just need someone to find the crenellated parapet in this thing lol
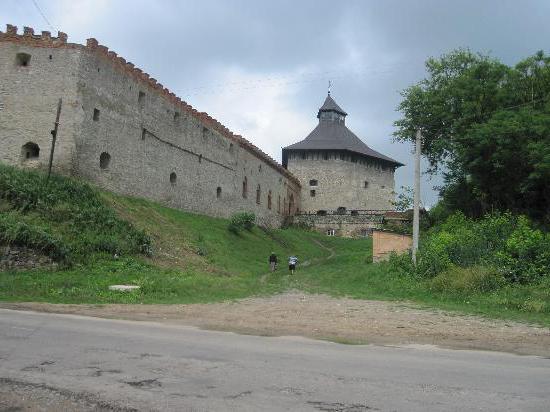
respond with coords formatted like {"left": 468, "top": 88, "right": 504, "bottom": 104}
{"left": 0, "top": 23, "right": 300, "bottom": 186}
{"left": 1, "top": 24, "right": 70, "bottom": 48}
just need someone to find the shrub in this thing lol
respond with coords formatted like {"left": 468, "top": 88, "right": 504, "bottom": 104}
{"left": 228, "top": 212, "right": 255, "bottom": 234}
{"left": 391, "top": 211, "right": 548, "bottom": 285}
{"left": 0, "top": 213, "right": 70, "bottom": 262}
{"left": 496, "top": 216, "right": 550, "bottom": 283}
{"left": 0, "top": 164, "right": 152, "bottom": 262}
{"left": 430, "top": 266, "right": 506, "bottom": 295}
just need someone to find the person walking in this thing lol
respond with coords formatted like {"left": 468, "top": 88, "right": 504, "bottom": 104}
{"left": 269, "top": 252, "right": 278, "bottom": 272}
{"left": 288, "top": 255, "right": 298, "bottom": 275}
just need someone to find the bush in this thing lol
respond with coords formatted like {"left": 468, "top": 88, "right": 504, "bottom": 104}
{"left": 390, "top": 211, "right": 549, "bottom": 285}
{"left": 430, "top": 266, "right": 506, "bottom": 295}
{"left": 0, "top": 213, "right": 70, "bottom": 262}
{"left": 0, "top": 164, "right": 152, "bottom": 262}
{"left": 496, "top": 216, "right": 550, "bottom": 283}
{"left": 228, "top": 212, "right": 255, "bottom": 234}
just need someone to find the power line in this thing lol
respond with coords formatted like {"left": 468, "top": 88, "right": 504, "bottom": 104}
{"left": 178, "top": 65, "right": 397, "bottom": 98}
{"left": 30, "top": 0, "right": 57, "bottom": 32}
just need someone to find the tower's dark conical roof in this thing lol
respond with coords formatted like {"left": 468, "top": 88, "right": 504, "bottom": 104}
{"left": 318, "top": 93, "right": 347, "bottom": 117}
{"left": 283, "top": 94, "right": 403, "bottom": 167}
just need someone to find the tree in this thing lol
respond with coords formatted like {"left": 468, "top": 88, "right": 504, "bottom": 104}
{"left": 392, "top": 186, "right": 414, "bottom": 211}
{"left": 394, "top": 49, "right": 550, "bottom": 225}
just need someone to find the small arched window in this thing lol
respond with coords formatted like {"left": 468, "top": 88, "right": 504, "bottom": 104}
{"left": 16, "top": 53, "right": 31, "bottom": 67}
{"left": 21, "top": 142, "right": 40, "bottom": 161}
{"left": 216, "top": 186, "right": 222, "bottom": 199}
{"left": 170, "top": 172, "right": 177, "bottom": 185}
{"left": 242, "top": 177, "right": 248, "bottom": 198}
{"left": 256, "top": 184, "right": 261, "bottom": 205}
{"left": 364, "top": 181, "right": 369, "bottom": 188}
{"left": 99, "top": 152, "right": 111, "bottom": 169}
{"left": 267, "top": 190, "right": 272, "bottom": 210}
{"left": 309, "top": 179, "right": 318, "bottom": 187}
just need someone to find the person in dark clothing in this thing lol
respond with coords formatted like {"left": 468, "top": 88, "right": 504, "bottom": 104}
{"left": 269, "top": 252, "right": 278, "bottom": 272}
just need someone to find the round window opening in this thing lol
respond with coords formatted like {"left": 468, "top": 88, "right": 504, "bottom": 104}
{"left": 99, "top": 152, "right": 111, "bottom": 169}
{"left": 170, "top": 172, "right": 177, "bottom": 184}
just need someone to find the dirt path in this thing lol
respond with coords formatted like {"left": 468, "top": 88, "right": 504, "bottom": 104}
{"left": 2, "top": 291, "right": 549, "bottom": 357}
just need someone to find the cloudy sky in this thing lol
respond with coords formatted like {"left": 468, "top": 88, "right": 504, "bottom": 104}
{"left": 3, "top": 0, "right": 549, "bottom": 206}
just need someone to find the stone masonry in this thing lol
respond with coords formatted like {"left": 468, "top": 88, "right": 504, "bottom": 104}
{"left": 0, "top": 25, "right": 300, "bottom": 228}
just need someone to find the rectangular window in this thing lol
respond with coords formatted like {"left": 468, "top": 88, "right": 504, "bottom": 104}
{"left": 174, "top": 112, "right": 180, "bottom": 123}
{"left": 93, "top": 108, "right": 100, "bottom": 121}
{"left": 141, "top": 127, "right": 147, "bottom": 139}
{"left": 310, "top": 190, "right": 316, "bottom": 197}
{"left": 326, "top": 229, "right": 336, "bottom": 236}
{"left": 138, "top": 91, "right": 145, "bottom": 106}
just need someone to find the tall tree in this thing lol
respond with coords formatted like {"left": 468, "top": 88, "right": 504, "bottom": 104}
{"left": 394, "top": 49, "right": 550, "bottom": 224}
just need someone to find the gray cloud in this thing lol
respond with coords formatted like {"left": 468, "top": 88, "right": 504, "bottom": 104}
{"left": 3, "top": 0, "right": 550, "bottom": 206}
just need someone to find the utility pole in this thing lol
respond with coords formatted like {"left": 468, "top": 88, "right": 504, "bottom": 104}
{"left": 412, "top": 129, "right": 421, "bottom": 264}
{"left": 47, "top": 98, "right": 62, "bottom": 180}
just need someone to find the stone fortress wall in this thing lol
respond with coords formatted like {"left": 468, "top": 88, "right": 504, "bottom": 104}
{"left": 0, "top": 25, "right": 300, "bottom": 227}
{"left": 286, "top": 150, "right": 395, "bottom": 213}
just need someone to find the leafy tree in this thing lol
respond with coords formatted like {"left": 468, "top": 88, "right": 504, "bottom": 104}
{"left": 392, "top": 186, "right": 414, "bottom": 211}
{"left": 394, "top": 49, "right": 550, "bottom": 225}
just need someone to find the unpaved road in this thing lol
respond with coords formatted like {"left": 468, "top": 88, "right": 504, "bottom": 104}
{"left": 1, "top": 308, "right": 550, "bottom": 411}
{"left": 1, "top": 291, "right": 549, "bottom": 356}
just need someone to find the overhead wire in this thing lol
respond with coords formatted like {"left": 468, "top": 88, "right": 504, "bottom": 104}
{"left": 178, "top": 64, "right": 398, "bottom": 98}
{"left": 30, "top": 0, "right": 57, "bottom": 32}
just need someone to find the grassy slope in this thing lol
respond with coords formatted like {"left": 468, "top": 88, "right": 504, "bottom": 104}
{"left": 1, "top": 166, "right": 549, "bottom": 326}
{"left": 297, "top": 241, "right": 550, "bottom": 326}
{"left": 0, "top": 165, "right": 357, "bottom": 303}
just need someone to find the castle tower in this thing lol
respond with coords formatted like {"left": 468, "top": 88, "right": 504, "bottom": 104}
{"left": 282, "top": 93, "right": 403, "bottom": 213}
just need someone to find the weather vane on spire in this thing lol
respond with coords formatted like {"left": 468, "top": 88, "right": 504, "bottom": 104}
{"left": 328, "top": 80, "right": 332, "bottom": 95}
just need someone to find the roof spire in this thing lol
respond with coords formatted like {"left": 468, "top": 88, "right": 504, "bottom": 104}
{"left": 328, "top": 80, "right": 332, "bottom": 96}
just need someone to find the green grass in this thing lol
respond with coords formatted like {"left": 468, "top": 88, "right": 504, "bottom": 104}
{"left": 1, "top": 165, "right": 549, "bottom": 326}
{"left": 296, "top": 245, "right": 550, "bottom": 326}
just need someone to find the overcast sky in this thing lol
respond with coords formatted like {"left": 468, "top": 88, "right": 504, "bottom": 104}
{"left": 3, "top": 0, "right": 549, "bottom": 206}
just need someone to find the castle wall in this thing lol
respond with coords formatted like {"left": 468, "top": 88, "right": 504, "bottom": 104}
{"left": 0, "top": 25, "right": 300, "bottom": 227}
{"left": 293, "top": 213, "right": 384, "bottom": 238}
{"left": 286, "top": 151, "right": 395, "bottom": 212}
{"left": 0, "top": 27, "right": 80, "bottom": 175}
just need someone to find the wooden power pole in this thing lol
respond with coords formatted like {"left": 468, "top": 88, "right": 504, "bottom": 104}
{"left": 412, "top": 129, "right": 421, "bottom": 264}
{"left": 47, "top": 98, "right": 62, "bottom": 180}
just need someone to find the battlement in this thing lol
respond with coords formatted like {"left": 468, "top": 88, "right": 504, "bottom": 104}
{"left": 0, "top": 23, "right": 299, "bottom": 185}
{"left": 0, "top": 24, "right": 69, "bottom": 46}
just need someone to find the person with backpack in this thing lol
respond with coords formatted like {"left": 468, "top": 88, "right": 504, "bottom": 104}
{"left": 288, "top": 255, "right": 298, "bottom": 275}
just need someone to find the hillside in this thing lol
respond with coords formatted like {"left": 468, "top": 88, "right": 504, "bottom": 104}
{"left": 1, "top": 165, "right": 549, "bottom": 327}
{"left": 0, "top": 164, "right": 360, "bottom": 303}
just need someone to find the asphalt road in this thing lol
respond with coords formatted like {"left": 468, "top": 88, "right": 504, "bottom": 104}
{"left": 1, "top": 309, "right": 549, "bottom": 411}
